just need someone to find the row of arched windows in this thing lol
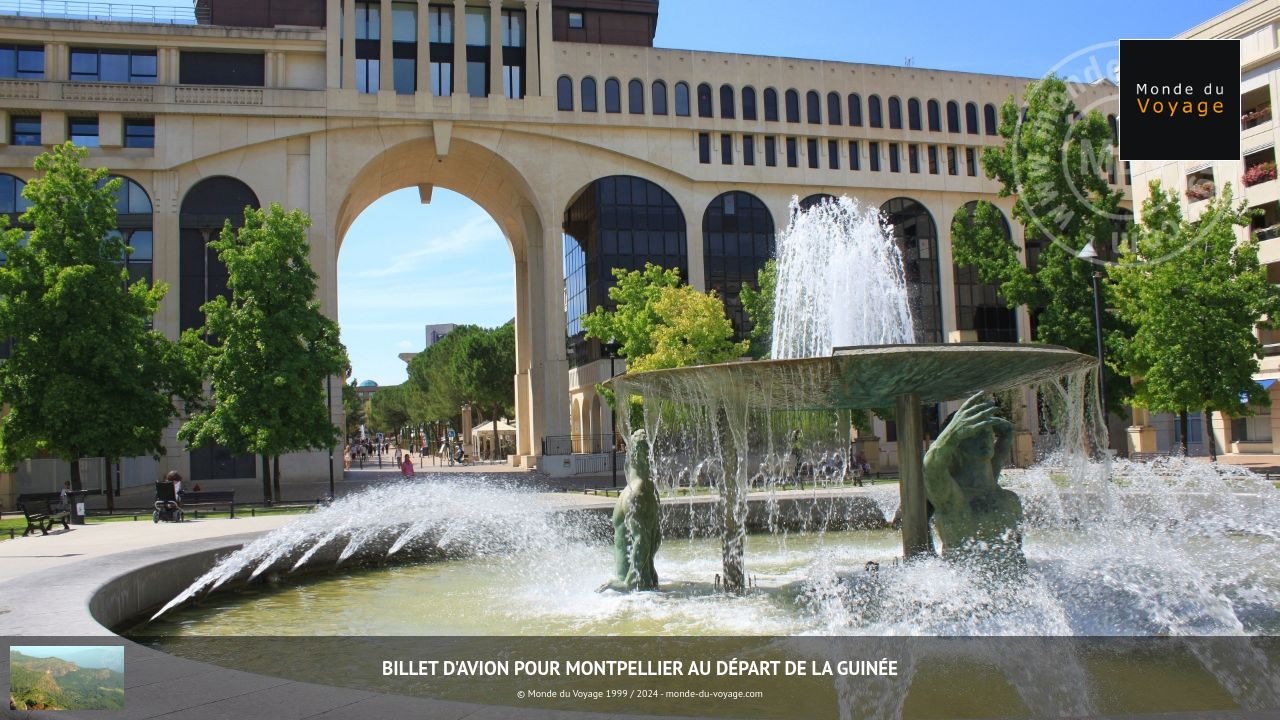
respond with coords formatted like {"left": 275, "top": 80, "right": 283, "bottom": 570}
{"left": 556, "top": 76, "right": 1001, "bottom": 135}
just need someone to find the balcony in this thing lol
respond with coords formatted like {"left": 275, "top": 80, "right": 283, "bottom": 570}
{"left": 0, "top": 79, "right": 325, "bottom": 111}
{"left": 0, "top": 0, "right": 206, "bottom": 25}
{"left": 1242, "top": 106, "right": 1272, "bottom": 130}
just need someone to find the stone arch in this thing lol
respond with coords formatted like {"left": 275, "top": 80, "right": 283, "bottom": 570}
{"left": 571, "top": 395, "right": 584, "bottom": 452}
{"left": 952, "top": 201, "right": 1016, "bottom": 342}
{"left": 881, "top": 197, "right": 942, "bottom": 343}
{"left": 799, "top": 193, "right": 836, "bottom": 211}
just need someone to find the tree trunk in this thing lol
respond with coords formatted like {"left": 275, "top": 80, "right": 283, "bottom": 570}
{"left": 273, "top": 455, "right": 281, "bottom": 500}
{"left": 493, "top": 403, "right": 501, "bottom": 463}
{"left": 261, "top": 454, "right": 273, "bottom": 505}
{"left": 1204, "top": 408, "right": 1218, "bottom": 462}
{"left": 69, "top": 456, "right": 82, "bottom": 491}
{"left": 103, "top": 459, "right": 116, "bottom": 512}
{"left": 1178, "top": 410, "right": 1190, "bottom": 456}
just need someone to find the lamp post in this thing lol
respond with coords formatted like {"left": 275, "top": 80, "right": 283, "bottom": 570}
{"left": 604, "top": 338, "right": 622, "bottom": 487}
{"left": 326, "top": 374, "right": 335, "bottom": 500}
{"left": 1076, "top": 241, "right": 1107, "bottom": 413}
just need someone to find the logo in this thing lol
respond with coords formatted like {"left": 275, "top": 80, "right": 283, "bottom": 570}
{"left": 1120, "top": 39, "right": 1240, "bottom": 161}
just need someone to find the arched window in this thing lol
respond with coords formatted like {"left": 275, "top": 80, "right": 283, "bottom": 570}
{"left": 764, "top": 88, "right": 779, "bottom": 122}
{"left": 907, "top": 98, "right": 922, "bottom": 131}
{"left": 799, "top": 193, "right": 837, "bottom": 211}
{"left": 674, "top": 81, "right": 690, "bottom": 116}
{"left": 697, "top": 82, "right": 713, "bottom": 118}
{"left": 848, "top": 93, "right": 862, "bottom": 126}
{"left": 952, "top": 201, "right": 1016, "bottom": 342}
{"left": 0, "top": 173, "right": 30, "bottom": 222}
{"left": 181, "top": 175, "right": 261, "bottom": 481}
{"left": 965, "top": 102, "right": 979, "bottom": 134}
{"left": 628, "top": 78, "right": 644, "bottom": 114}
{"left": 604, "top": 77, "right": 621, "bottom": 113}
{"left": 581, "top": 77, "right": 597, "bottom": 112}
{"left": 1107, "top": 113, "right": 1118, "bottom": 146}
{"left": 742, "top": 86, "right": 757, "bottom": 121}
{"left": 827, "top": 92, "right": 842, "bottom": 125}
{"left": 881, "top": 197, "right": 941, "bottom": 343}
{"left": 556, "top": 75, "right": 573, "bottom": 111}
{"left": 563, "top": 175, "right": 688, "bottom": 368}
{"left": 806, "top": 90, "right": 821, "bottom": 124}
{"left": 927, "top": 99, "right": 941, "bottom": 131}
{"left": 651, "top": 80, "right": 667, "bottom": 115}
{"left": 719, "top": 84, "right": 735, "bottom": 119}
{"left": 785, "top": 89, "right": 800, "bottom": 123}
{"left": 984, "top": 103, "right": 999, "bottom": 136}
{"left": 888, "top": 96, "right": 902, "bottom": 129}
{"left": 946, "top": 100, "right": 960, "bottom": 132}
{"left": 703, "top": 191, "right": 775, "bottom": 341}
{"left": 106, "top": 175, "right": 153, "bottom": 286}
{"left": 868, "top": 94, "right": 883, "bottom": 128}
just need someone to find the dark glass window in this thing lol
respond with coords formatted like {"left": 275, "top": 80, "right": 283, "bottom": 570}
{"left": 605, "top": 77, "right": 621, "bottom": 113}
{"left": 966, "top": 147, "right": 977, "bottom": 176}
{"left": 785, "top": 89, "right": 800, "bottom": 123}
{"left": 965, "top": 102, "right": 979, "bottom": 134}
{"left": 888, "top": 143, "right": 900, "bottom": 172}
{"left": 106, "top": 176, "right": 153, "bottom": 286}
{"left": 908, "top": 144, "right": 919, "bottom": 173}
{"left": 828, "top": 139, "right": 839, "bottom": 170}
{"left": 807, "top": 138, "right": 819, "bottom": 169}
{"left": 743, "top": 135, "right": 755, "bottom": 166}
{"left": 698, "top": 133, "right": 711, "bottom": 164}
{"left": 69, "top": 116, "right": 99, "bottom": 147}
{"left": 180, "top": 51, "right": 266, "bottom": 87}
{"left": 463, "top": 6, "right": 490, "bottom": 96}
{"left": 0, "top": 45, "right": 44, "bottom": 79}
{"left": 71, "top": 48, "right": 156, "bottom": 84}
{"left": 720, "top": 84, "right": 735, "bottom": 119}
{"left": 908, "top": 98, "right": 922, "bottom": 130}
{"left": 697, "top": 82, "right": 713, "bottom": 118}
{"left": 10, "top": 116, "right": 40, "bottom": 146}
{"left": 628, "top": 78, "right": 644, "bottom": 114}
{"left": 0, "top": 173, "right": 30, "bottom": 218}
{"left": 651, "top": 80, "right": 667, "bottom": 115}
{"left": 927, "top": 99, "right": 941, "bottom": 131}
{"left": 674, "top": 81, "right": 690, "bottom": 116}
{"left": 826, "top": 92, "right": 842, "bottom": 126}
{"left": 927, "top": 144, "right": 938, "bottom": 174}
{"left": 764, "top": 88, "right": 779, "bottom": 122}
{"left": 786, "top": 137, "right": 798, "bottom": 167}
{"left": 946, "top": 101, "right": 960, "bottom": 132}
{"left": 868, "top": 94, "right": 883, "bottom": 128}
{"left": 499, "top": 8, "right": 524, "bottom": 99}
{"left": 985, "top": 104, "right": 999, "bottom": 135}
{"left": 947, "top": 146, "right": 958, "bottom": 175}
{"left": 427, "top": 6, "right": 453, "bottom": 96}
{"left": 581, "top": 76, "right": 597, "bottom": 112}
{"left": 557, "top": 75, "right": 573, "bottom": 110}
{"left": 568, "top": 11, "right": 584, "bottom": 28}
{"left": 703, "top": 191, "right": 775, "bottom": 341}
{"left": 563, "top": 176, "right": 688, "bottom": 367}
{"left": 799, "top": 193, "right": 836, "bottom": 211}
{"left": 765, "top": 136, "right": 777, "bottom": 166}
{"left": 721, "top": 134, "right": 733, "bottom": 165}
{"left": 848, "top": 93, "right": 862, "bottom": 126}
{"left": 742, "top": 87, "right": 757, "bottom": 120}
{"left": 888, "top": 96, "right": 902, "bottom": 129}
{"left": 806, "top": 90, "right": 821, "bottom": 124}
{"left": 868, "top": 141, "right": 880, "bottom": 171}
{"left": 882, "top": 197, "right": 942, "bottom": 343}
{"left": 180, "top": 176, "right": 260, "bottom": 333}
{"left": 848, "top": 140, "right": 860, "bottom": 170}
{"left": 953, "top": 201, "right": 1017, "bottom": 342}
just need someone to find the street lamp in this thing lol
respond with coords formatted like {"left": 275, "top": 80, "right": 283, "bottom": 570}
{"left": 1076, "top": 241, "right": 1107, "bottom": 414}
{"left": 604, "top": 338, "right": 622, "bottom": 488}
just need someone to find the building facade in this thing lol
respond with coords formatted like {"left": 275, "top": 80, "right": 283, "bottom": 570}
{"left": 0, "top": 0, "right": 1124, "bottom": 502}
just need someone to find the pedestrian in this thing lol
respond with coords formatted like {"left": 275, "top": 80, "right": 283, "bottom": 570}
{"left": 343, "top": 446, "right": 351, "bottom": 470}
{"left": 400, "top": 453, "right": 414, "bottom": 478}
{"left": 59, "top": 480, "right": 71, "bottom": 511}
{"left": 393, "top": 445, "right": 402, "bottom": 464}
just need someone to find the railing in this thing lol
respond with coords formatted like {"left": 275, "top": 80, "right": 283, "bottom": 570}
{"left": 1242, "top": 106, "right": 1272, "bottom": 130}
{"left": 61, "top": 81, "right": 154, "bottom": 102}
{"left": 542, "top": 433, "right": 621, "bottom": 456}
{"left": 1254, "top": 223, "right": 1280, "bottom": 242}
{"left": 175, "top": 85, "right": 263, "bottom": 106}
{"left": 0, "top": 0, "right": 206, "bottom": 24}
{"left": 0, "top": 78, "right": 39, "bottom": 99}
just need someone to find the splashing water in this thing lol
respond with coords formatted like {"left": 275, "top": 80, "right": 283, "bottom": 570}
{"left": 772, "top": 196, "right": 914, "bottom": 359}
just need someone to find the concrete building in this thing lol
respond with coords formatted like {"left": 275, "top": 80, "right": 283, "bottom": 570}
{"left": 0, "top": 0, "right": 1125, "bottom": 503}
{"left": 1127, "top": 0, "right": 1280, "bottom": 457}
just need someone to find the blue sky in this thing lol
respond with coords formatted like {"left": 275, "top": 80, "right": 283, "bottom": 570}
{"left": 143, "top": 0, "right": 1243, "bottom": 384}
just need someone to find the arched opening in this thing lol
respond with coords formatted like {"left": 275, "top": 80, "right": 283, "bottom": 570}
{"left": 888, "top": 96, "right": 902, "bottom": 129}
{"left": 720, "top": 84, "right": 735, "bottom": 119}
{"left": 563, "top": 175, "right": 687, "bottom": 369}
{"left": 952, "top": 201, "right": 1017, "bottom": 342}
{"left": 826, "top": 92, "right": 842, "bottom": 125}
{"left": 651, "top": 80, "right": 667, "bottom": 115}
{"left": 985, "top": 103, "right": 999, "bottom": 136}
{"left": 848, "top": 93, "right": 862, "bottom": 126}
{"left": 764, "top": 88, "right": 779, "bottom": 122}
{"left": 881, "top": 197, "right": 942, "bottom": 343}
{"left": 581, "top": 76, "right": 597, "bottom": 112}
{"left": 742, "top": 86, "right": 757, "bottom": 121}
{"left": 965, "top": 102, "right": 979, "bottom": 134}
{"left": 702, "top": 191, "right": 775, "bottom": 341}
{"left": 907, "top": 98, "right": 922, "bottom": 131}
{"left": 927, "top": 99, "right": 941, "bottom": 131}
{"left": 674, "top": 81, "right": 690, "bottom": 116}
{"left": 0, "top": 173, "right": 30, "bottom": 226}
{"left": 604, "top": 77, "right": 621, "bottom": 113}
{"left": 627, "top": 78, "right": 644, "bottom": 114}
{"left": 868, "top": 94, "right": 883, "bottom": 128}
{"left": 106, "top": 175, "right": 153, "bottom": 286}
{"left": 946, "top": 100, "right": 960, "bottom": 132}
{"left": 697, "top": 82, "right": 713, "bottom": 118}
{"left": 799, "top": 193, "right": 836, "bottom": 211}
{"left": 785, "top": 89, "right": 800, "bottom": 123}
{"left": 557, "top": 75, "right": 573, "bottom": 110}
{"left": 806, "top": 90, "right": 821, "bottom": 124}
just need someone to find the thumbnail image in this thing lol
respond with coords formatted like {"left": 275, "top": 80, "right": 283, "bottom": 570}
{"left": 9, "top": 646, "right": 124, "bottom": 712}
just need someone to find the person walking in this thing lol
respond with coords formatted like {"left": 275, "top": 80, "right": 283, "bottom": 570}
{"left": 400, "top": 453, "right": 414, "bottom": 478}
{"left": 342, "top": 445, "right": 352, "bottom": 471}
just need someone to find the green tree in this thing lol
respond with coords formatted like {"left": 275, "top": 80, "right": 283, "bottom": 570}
{"left": 406, "top": 324, "right": 484, "bottom": 423}
{"left": 0, "top": 144, "right": 200, "bottom": 500}
{"left": 740, "top": 259, "right": 776, "bottom": 359}
{"left": 1110, "top": 182, "right": 1280, "bottom": 459}
{"left": 343, "top": 380, "right": 365, "bottom": 437}
{"left": 449, "top": 321, "right": 515, "bottom": 459}
{"left": 180, "top": 204, "right": 348, "bottom": 502}
{"left": 951, "top": 74, "right": 1132, "bottom": 413}
{"left": 368, "top": 383, "right": 411, "bottom": 436}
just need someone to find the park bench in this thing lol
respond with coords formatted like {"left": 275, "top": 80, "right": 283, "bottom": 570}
{"left": 1130, "top": 452, "right": 1171, "bottom": 463}
{"left": 179, "top": 490, "right": 237, "bottom": 518}
{"left": 18, "top": 495, "right": 70, "bottom": 536}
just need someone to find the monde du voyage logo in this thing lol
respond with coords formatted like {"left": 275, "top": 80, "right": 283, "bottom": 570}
{"left": 1120, "top": 39, "right": 1240, "bottom": 161}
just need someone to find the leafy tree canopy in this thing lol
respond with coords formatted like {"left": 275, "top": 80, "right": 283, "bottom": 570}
{"left": 740, "top": 259, "right": 776, "bottom": 359}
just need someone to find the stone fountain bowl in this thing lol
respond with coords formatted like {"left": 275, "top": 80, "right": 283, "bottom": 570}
{"left": 609, "top": 343, "right": 1097, "bottom": 409}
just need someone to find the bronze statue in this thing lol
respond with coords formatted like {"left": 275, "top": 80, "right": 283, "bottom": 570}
{"left": 601, "top": 428, "right": 662, "bottom": 591}
{"left": 922, "top": 393, "right": 1025, "bottom": 567}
